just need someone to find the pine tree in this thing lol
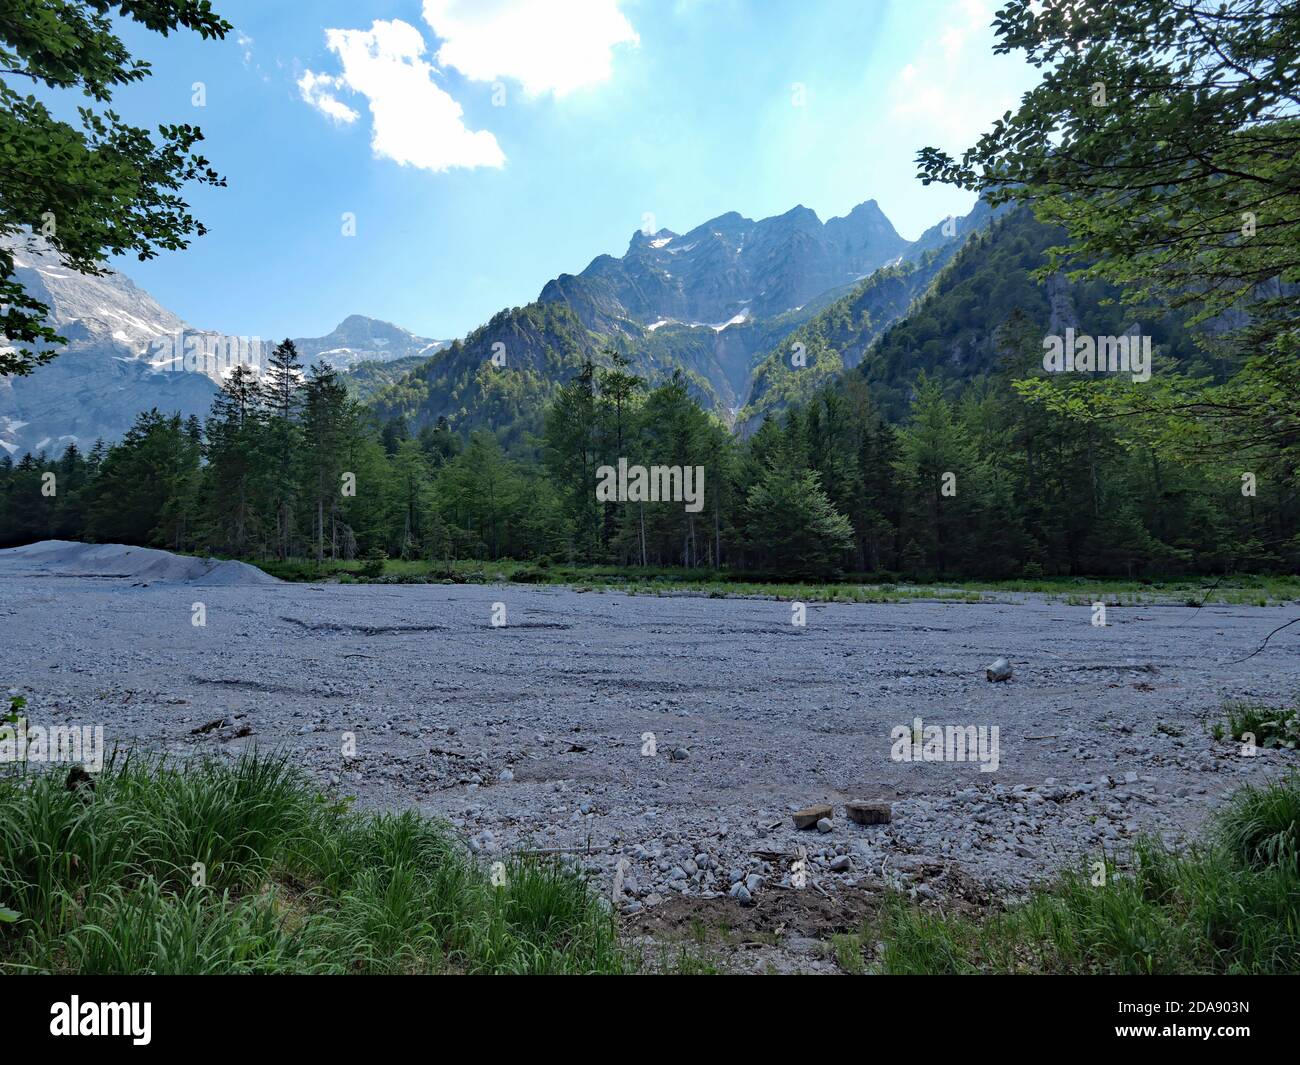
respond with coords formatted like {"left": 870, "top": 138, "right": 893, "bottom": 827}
{"left": 202, "top": 364, "right": 266, "bottom": 555}
{"left": 543, "top": 358, "right": 601, "bottom": 561}
{"left": 742, "top": 450, "right": 854, "bottom": 578}
{"left": 85, "top": 410, "right": 193, "bottom": 546}
{"left": 893, "top": 374, "right": 979, "bottom": 575}
{"left": 263, "top": 339, "right": 305, "bottom": 559}
{"left": 301, "top": 362, "right": 351, "bottom": 562}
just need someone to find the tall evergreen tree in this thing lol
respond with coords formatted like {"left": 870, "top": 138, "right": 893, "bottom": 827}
{"left": 262, "top": 338, "right": 304, "bottom": 559}
{"left": 301, "top": 362, "right": 351, "bottom": 561}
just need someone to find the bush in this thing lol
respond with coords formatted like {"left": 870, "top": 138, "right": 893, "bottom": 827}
{"left": 358, "top": 549, "right": 387, "bottom": 580}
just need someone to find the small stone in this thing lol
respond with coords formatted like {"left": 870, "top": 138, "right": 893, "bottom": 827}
{"left": 793, "top": 804, "right": 833, "bottom": 830}
{"left": 986, "top": 657, "right": 1013, "bottom": 682}
{"left": 670, "top": 747, "right": 689, "bottom": 761}
{"left": 729, "top": 882, "right": 753, "bottom": 905}
{"left": 498, "top": 768, "right": 514, "bottom": 783}
{"left": 829, "top": 854, "right": 851, "bottom": 872}
{"left": 816, "top": 817, "right": 834, "bottom": 834}
{"left": 846, "top": 801, "right": 892, "bottom": 825}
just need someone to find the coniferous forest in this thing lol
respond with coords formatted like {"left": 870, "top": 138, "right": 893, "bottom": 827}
{"left": 3, "top": 324, "right": 1294, "bottom": 581}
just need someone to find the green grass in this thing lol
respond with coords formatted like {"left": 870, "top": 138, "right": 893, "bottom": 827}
{"left": 1220, "top": 699, "right": 1300, "bottom": 751}
{"left": 251, "top": 557, "right": 1300, "bottom": 606}
{"left": 0, "top": 751, "right": 636, "bottom": 974}
{"left": 872, "top": 774, "right": 1300, "bottom": 975}
{"left": 6, "top": 740, "right": 1296, "bottom": 976}
{"left": 831, "top": 932, "right": 867, "bottom": 974}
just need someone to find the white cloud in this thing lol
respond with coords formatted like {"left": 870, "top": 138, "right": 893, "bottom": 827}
{"left": 298, "top": 70, "right": 359, "bottom": 124}
{"left": 422, "top": 0, "right": 639, "bottom": 97}
{"left": 300, "top": 19, "right": 504, "bottom": 172}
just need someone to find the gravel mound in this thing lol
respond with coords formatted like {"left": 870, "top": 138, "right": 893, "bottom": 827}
{"left": 0, "top": 540, "right": 279, "bottom": 586}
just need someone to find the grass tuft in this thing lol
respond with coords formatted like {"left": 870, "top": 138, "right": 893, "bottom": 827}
{"left": 0, "top": 751, "right": 631, "bottom": 974}
{"left": 1221, "top": 699, "right": 1300, "bottom": 750}
{"left": 873, "top": 775, "right": 1300, "bottom": 975}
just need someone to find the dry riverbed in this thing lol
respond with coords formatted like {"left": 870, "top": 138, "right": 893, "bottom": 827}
{"left": 2, "top": 543, "right": 1298, "bottom": 973}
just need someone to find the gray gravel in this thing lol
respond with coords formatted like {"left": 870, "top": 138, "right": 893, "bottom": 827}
{"left": 2, "top": 551, "right": 1298, "bottom": 912}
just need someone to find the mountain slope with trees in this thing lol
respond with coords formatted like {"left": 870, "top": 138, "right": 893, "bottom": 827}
{"left": 366, "top": 198, "right": 973, "bottom": 444}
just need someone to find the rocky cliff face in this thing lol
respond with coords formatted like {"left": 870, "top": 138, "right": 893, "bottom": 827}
{"left": 540, "top": 198, "right": 910, "bottom": 332}
{"left": 1, "top": 239, "right": 215, "bottom": 456}
{"left": 372, "top": 198, "right": 974, "bottom": 438}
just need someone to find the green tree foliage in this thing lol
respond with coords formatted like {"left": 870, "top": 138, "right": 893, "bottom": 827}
{"left": 916, "top": 0, "right": 1300, "bottom": 462}
{"left": 83, "top": 409, "right": 198, "bottom": 545}
{"left": 263, "top": 339, "right": 304, "bottom": 560}
{"left": 0, "top": 0, "right": 229, "bottom": 374}
{"left": 742, "top": 460, "right": 854, "bottom": 579}
{"left": 200, "top": 364, "right": 264, "bottom": 555}
{"left": 2, "top": 340, "right": 1295, "bottom": 580}
{"left": 542, "top": 358, "right": 602, "bottom": 561}
{"left": 301, "top": 362, "right": 352, "bottom": 562}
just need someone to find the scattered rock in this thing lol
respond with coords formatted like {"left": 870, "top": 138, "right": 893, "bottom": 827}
{"left": 846, "top": 801, "right": 892, "bottom": 825}
{"left": 816, "top": 817, "right": 834, "bottom": 834}
{"left": 793, "top": 804, "right": 833, "bottom": 830}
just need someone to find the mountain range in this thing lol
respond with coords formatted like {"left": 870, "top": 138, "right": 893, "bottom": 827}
{"left": 0, "top": 240, "right": 444, "bottom": 456}
{"left": 2, "top": 196, "right": 993, "bottom": 457}
{"left": 367, "top": 198, "right": 992, "bottom": 442}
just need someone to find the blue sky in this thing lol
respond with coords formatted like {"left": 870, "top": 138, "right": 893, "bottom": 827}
{"left": 99, "top": 0, "right": 1038, "bottom": 342}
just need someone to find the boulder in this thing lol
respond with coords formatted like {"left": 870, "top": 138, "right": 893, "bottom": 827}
{"left": 792, "top": 803, "right": 833, "bottom": 830}
{"left": 846, "top": 801, "right": 892, "bottom": 825}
